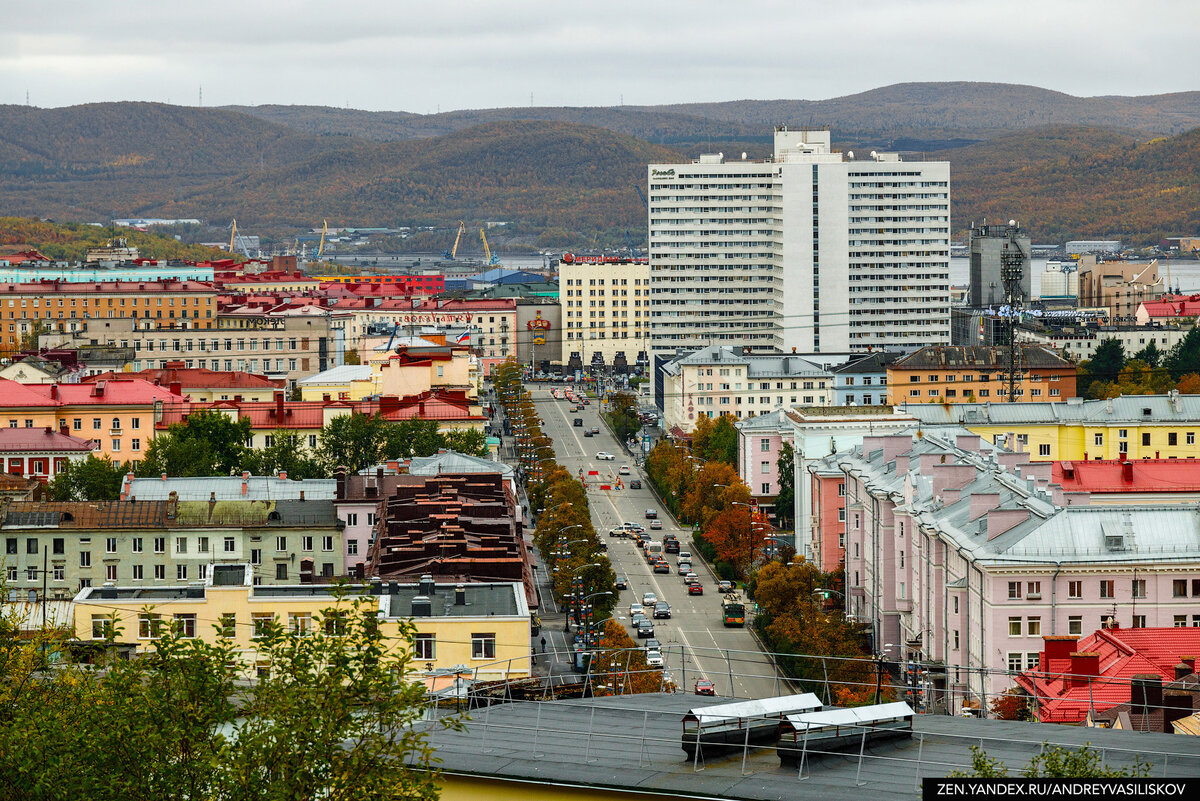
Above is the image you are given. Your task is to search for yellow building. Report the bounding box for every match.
[74,567,531,681]
[903,392,1200,462]
[298,345,473,402]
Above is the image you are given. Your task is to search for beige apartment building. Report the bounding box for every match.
[559,257,651,372]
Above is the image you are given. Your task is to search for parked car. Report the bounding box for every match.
[615,576,628,589]
[653,601,671,619]
[642,592,658,606]
[618,465,631,475]
[645,650,664,667]
[630,479,643,489]
[694,679,716,696]
[717,580,735,594]
[635,620,654,638]
[573,418,583,426]
[645,508,658,519]
[688,582,704,595]
[649,520,662,530]
[596,451,615,460]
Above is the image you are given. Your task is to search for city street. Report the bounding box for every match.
[534,386,787,699]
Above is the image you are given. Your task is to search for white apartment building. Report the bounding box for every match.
[559,257,651,371]
[647,127,950,357]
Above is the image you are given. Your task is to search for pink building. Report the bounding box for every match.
[835,430,1200,716]
[0,427,96,480]
[809,467,846,573]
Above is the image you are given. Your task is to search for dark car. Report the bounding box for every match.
[631,613,649,629]
[584,430,594,437]
[635,620,654,638]
[653,601,671,619]
[615,575,628,589]
[653,561,670,574]
[664,540,680,554]
[645,508,657,520]
[573,418,583,427]
[694,679,716,696]
[630,479,642,489]
[590,427,600,435]
[688,582,704,595]
[717,580,735,594]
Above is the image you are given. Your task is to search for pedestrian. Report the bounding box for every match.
[540,636,547,654]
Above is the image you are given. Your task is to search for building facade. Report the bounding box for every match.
[1015,325,1187,362]
[558,256,651,372]
[647,128,950,358]
[886,345,1076,405]
[968,222,1031,308]
[829,351,898,406]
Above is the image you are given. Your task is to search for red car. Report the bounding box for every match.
[694,679,716,696]
[688,582,704,595]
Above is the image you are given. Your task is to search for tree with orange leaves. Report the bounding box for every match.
[588,620,675,696]
[680,461,749,527]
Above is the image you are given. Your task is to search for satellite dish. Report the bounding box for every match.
[718,152,724,159]
[741,152,747,160]
[870,151,877,159]
[1009,219,1016,226]
[847,150,854,159]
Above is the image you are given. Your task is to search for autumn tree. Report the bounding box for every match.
[1177,373,1200,394]
[680,461,748,528]
[605,391,641,442]
[590,620,675,696]
[989,687,1034,721]
[692,414,738,465]
[645,440,691,517]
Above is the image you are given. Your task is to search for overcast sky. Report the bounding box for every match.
[4,1,1196,112]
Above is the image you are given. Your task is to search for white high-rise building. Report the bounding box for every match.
[647,127,950,357]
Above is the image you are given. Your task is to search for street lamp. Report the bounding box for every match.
[563,563,602,632]
[874,643,896,705]
[578,592,612,649]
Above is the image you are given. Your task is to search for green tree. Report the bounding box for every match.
[1133,339,1162,367]
[440,427,489,457]
[343,348,361,365]
[0,591,453,800]
[382,418,444,459]
[318,413,387,473]
[693,414,738,465]
[135,409,253,477]
[774,441,795,529]
[1080,338,1125,394]
[953,743,1151,778]
[605,392,640,442]
[1165,326,1200,381]
[241,429,323,480]
[48,454,131,501]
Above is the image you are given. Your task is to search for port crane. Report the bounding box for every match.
[228,219,252,257]
[442,221,466,260]
[479,228,500,265]
[316,220,328,259]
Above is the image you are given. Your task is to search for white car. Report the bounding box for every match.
[596,451,616,461]
[645,650,664,667]
[618,465,631,475]
[642,592,657,606]
[628,602,644,618]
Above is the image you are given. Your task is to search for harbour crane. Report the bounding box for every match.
[316,220,328,259]
[480,227,500,265]
[228,219,251,257]
[442,221,466,260]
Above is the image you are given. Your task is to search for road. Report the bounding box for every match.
[535,386,786,700]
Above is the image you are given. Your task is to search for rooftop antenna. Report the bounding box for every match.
[1000,221,1027,404]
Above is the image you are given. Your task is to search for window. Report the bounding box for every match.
[760,438,770,453]
[79,551,91,568]
[105,537,117,554]
[471,632,496,660]
[224,536,235,553]
[1169,432,1178,446]
[1009,617,1021,637]
[953,597,959,614]
[1094,433,1103,446]
[838,508,846,522]
[105,564,117,581]
[1099,580,1114,598]
[153,537,165,554]
[219,613,236,638]
[1007,653,1022,673]
[1038,443,1051,457]
[1142,433,1151,447]
[1027,653,1040,670]
[154,564,165,580]
[198,536,209,553]
[1132,615,1147,628]
[322,536,333,552]
[139,613,162,639]
[1008,582,1021,599]
[760,460,769,474]
[5,566,14,582]
[1068,616,1082,635]
[415,633,436,660]
[132,564,143,580]
[1175,615,1188,628]
[288,613,312,636]
[26,538,38,555]
[1174,579,1188,598]
[276,536,287,552]
[1027,581,1041,599]
[1027,617,1041,636]
[252,613,275,638]
[176,537,187,554]
[1068,580,1082,599]
[762,482,771,494]
[837,482,846,497]
[1119,429,1128,438]
[1189,433,1196,446]
[251,549,261,565]
[345,513,359,526]
[91,615,113,640]
[347,539,358,556]
[275,564,288,580]
[302,535,313,552]
[1131,579,1146,599]
[953,630,959,650]
[4,538,14,555]
[132,537,143,553]
[176,564,187,580]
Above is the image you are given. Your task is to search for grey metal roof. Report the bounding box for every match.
[128,476,337,502]
[894,344,1072,370]
[661,345,832,379]
[902,392,1200,426]
[386,582,522,618]
[408,451,514,479]
[417,694,1200,799]
[297,365,373,385]
[830,351,901,374]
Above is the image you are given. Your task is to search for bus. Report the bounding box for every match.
[721,595,745,628]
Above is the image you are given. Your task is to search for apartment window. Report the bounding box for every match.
[176,537,187,554]
[276,564,288,581]
[1142,433,1151,447]
[763,483,771,495]
[1131,579,1146,599]
[219,613,236,638]
[1175,615,1188,628]
[1189,432,1196,446]
[5,566,14,582]
[1027,617,1041,636]
[176,564,187,580]
[251,548,262,565]
[79,551,91,568]
[838,508,846,522]
[953,597,959,614]
[1068,580,1082,599]
[953,630,960,650]
[1174,579,1188,598]
[302,535,313,552]
[288,613,312,636]
[252,613,275,638]
[1094,433,1103,446]
[1009,617,1021,637]
[105,564,117,581]
[322,536,333,552]
[132,564,143,580]
[26,538,38,555]
[1008,582,1021,599]
[1099,579,1115,598]
[1038,444,1051,457]
[276,536,287,552]
[760,438,770,453]
[138,613,162,640]
[91,615,113,640]
[760,461,769,474]
[154,565,165,580]
[224,536,235,553]
[1169,432,1179,446]
[1026,653,1040,670]
[132,537,143,553]
[1007,653,1022,673]
[198,536,209,553]
[346,513,359,526]
[153,537,165,554]
[471,632,496,659]
[1132,615,1147,629]
[4,538,14,555]
[347,539,358,556]
[1027,581,1041,599]
[415,633,436,660]
[105,537,117,554]
[1118,429,1128,438]
[1068,616,1082,635]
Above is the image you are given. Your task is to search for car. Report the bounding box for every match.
[635,620,654,638]
[664,540,680,554]
[649,520,662,530]
[596,452,615,460]
[631,613,649,628]
[624,523,645,534]
[582,399,590,406]
[688,582,704,595]
[653,561,670,574]
[644,638,662,651]
[630,479,643,489]
[642,592,658,606]
[677,562,692,576]
[615,576,628,589]
[608,528,621,538]
[583,430,594,437]
[645,650,664,667]
[653,601,671,619]
[678,551,692,562]
[628,602,643,618]
[694,679,716,696]
[685,572,698,584]
[573,418,583,427]
[618,465,631,475]
[717,580,735,594]
[590,427,600,435]
[645,508,658,520]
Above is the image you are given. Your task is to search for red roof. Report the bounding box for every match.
[4,378,183,407]
[0,428,97,452]
[1015,627,1200,723]
[1053,459,1200,493]
[0,280,213,294]
[1140,294,1200,318]
[157,390,482,430]
[82,365,283,391]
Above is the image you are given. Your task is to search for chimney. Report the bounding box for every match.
[58,423,69,436]
[455,584,466,605]
[1130,673,1163,717]
[956,434,981,452]
[335,466,347,499]
[1122,461,1134,482]
[275,390,285,419]
[161,473,168,482]
[50,383,57,400]
[1181,655,1197,674]
[278,470,287,481]
[354,563,365,581]
[419,574,436,596]
[299,490,305,502]
[1162,692,1193,733]
[1068,652,1101,689]
[411,596,432,617]
[1175,662,1193,681]
[968,492,1000,521]
[169,381,182,396]
[1042,635,1079,673]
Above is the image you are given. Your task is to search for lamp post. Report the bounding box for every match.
[579,592,612,650]
[562,562,601,632]
[875,642,896,705]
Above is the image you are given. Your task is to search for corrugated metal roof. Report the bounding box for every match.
[905,393,1200,426]
[128,476,337,501]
